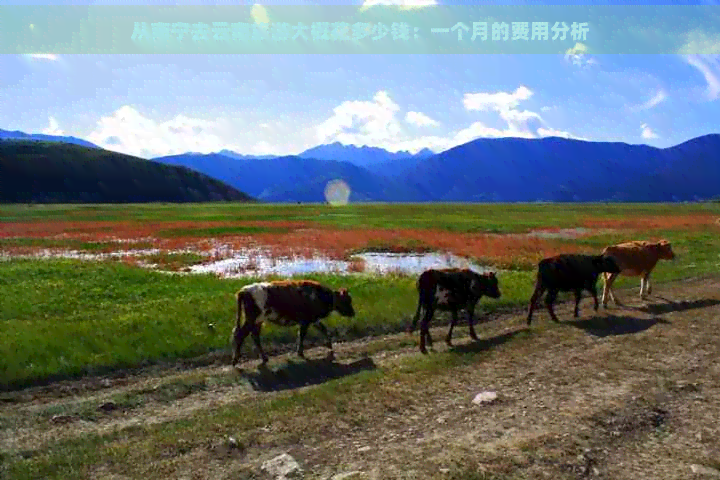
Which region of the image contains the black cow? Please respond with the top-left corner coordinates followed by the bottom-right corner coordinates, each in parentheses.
top-left (407, 268), bottom-right (502, 354)
top-left (526, 253), bottom-right (621, 325)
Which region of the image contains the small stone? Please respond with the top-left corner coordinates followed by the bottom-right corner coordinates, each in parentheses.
top-left (227, 436), bottom-right (238, 449)
top-left (357, 446), bottom-right (371, 453)
top-left (261, 453), bottom-right (303, 479)
top-left (472, 391), bottom-right (498, 405)
top-left (50, 414), bottom-right (75, 424)
top-left (439, 468), bottom-right (450, 474)
top-left (332, 472), bottom-right (365, 480)
top-left (100, 379), bottom-right (112, 388)
top-left (690, 464), bottom-right (720, 477)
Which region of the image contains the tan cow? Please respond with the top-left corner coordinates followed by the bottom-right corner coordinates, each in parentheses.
top-left (600, 239), bottom-right (676, 307)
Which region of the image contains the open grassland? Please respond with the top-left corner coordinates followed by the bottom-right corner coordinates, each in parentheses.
top-left (1, 202), bottom-right (720, 479)
top-left (1, 202), bottom-right (720, 390)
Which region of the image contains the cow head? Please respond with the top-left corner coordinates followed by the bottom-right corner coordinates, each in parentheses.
top-left (474, 271), bottom-right (501, 299)
top-left (333, 288), bottom-right (355, 317)
top-left (654, 239), bottom-right (675, 260)
top-left (593, 254), bottom-right (621, 274)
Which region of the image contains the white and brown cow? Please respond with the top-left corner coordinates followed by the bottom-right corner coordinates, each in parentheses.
top-left (601, 239), bottom-right (676, 307)
top-left (407, 268), bottom-right (502, 354)
top-left (231, 280), bottom-right (355, 366)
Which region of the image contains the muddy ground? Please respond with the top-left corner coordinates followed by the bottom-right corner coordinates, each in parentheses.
top-left (2, 275), bottom-right (720, 479)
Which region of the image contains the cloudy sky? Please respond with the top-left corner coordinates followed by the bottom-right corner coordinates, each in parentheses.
top-left (1, 0), bottom-right (719, 159)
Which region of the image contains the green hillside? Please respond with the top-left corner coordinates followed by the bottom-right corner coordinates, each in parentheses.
top-left (0, 141), bottom-right (255, 203)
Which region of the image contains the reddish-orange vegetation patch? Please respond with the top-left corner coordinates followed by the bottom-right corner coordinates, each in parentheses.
top-left (579, 214), bottom-right (718, 231)
top-left (210, 228), bottom-right (593, 269)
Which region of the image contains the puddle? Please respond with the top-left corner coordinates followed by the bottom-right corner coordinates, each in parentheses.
top-left (188, 250), bottom-right (491, 278)
top-left (1, 244), bottom-right (495, 278)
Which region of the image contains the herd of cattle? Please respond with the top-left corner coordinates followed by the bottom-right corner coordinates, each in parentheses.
top-left (230, 239), bottom-right (676, 366)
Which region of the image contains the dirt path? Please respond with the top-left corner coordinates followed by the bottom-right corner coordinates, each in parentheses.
top-left (2, 275), bottom-right (720, 479)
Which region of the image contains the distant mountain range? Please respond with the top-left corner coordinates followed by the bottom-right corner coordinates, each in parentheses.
top-left (0, 128), bottom-right (99, 149)
top-left (2, 126), bottom-right (720, 203)
top-left (152, 134), bottom-right (720, 203)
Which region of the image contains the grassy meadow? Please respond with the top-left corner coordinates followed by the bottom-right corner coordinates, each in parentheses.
top-left (1, 202), bottom-right (720, 390)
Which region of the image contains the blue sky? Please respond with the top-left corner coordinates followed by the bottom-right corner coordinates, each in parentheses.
top-left (1, 0), bottom-right (719, 158)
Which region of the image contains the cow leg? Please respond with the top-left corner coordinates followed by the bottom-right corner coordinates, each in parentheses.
top-left (601, 272), bottom-right (610, 308)
top-left (545, 289), bottom-right (560, 323)
top-left (314, 321), bottom-right (334, 352)
top-left (640, 273), bottom-right (652, 299)
top-left (573, 289), bottom-right (582, 318)
top-left (467, 303), bottom-right (479, 341)
top-left (408, 297), bottom-right (424, 334)
top-left (604, 273), bottom-right (621, 306)
top-left (527, 283), bottom-right (546, 326)
top-left (589, 284), bottom-right (599, 312)
top-left (446, 309), bottom-right (459, 347)
top-left (250, 324), bottom-right (269, 365)
top-left (419, 307), bottom-right (434, 354)
top-left (296, 322), bottom-right (310, 358)
top-left (231, 322), bottom-right (253, 366)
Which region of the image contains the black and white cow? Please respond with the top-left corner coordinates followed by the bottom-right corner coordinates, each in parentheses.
top-left (231, 280), bottom-right (355, 366)
top-left (526, 253), bottom-right (621, 325)
top-left (407, 268), bottom-right (502, 354)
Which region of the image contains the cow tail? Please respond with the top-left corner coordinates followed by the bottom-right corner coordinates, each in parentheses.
top-left (235, 290), bottom-right (245, 330)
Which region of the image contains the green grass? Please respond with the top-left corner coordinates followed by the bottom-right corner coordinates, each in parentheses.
top-left (0, 258), bottom-right (530, 390)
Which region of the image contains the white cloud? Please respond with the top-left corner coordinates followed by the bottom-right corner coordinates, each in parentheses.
top-left (463, 85), bottom-right (533, 112)
top-left (86, 106), bottom-right (238, 158)
top-left (250, 4), bottom-right (270, 26)
top-left (313, 87), bottom-right (585, 155)
top-left (564, 42), bottom-right (597, 68)
top-left (42, 117), bottom-right (63, 136)
top-left (537, 127), bottom-right (587, 140)
top-left (640, 123), bottom-right (659, 139)
top-left (360, 0), bottom-right (436, 10)
top-left (405, 111), bottom-right (439, 127)
top-left (26, 53), bottom-right (59, 61)
top-left (630, 88), bottom-right (668, 111)
top-left (80, 89), bottom-right (585, 159)
top-left (28, 53), bottom-right (60, 62)
top-left (677, 30), bottom-right (720, 55)
top-left (684, 54), bottom-right (720, 100)
top-left (316, 90), bottom-right (403, 146)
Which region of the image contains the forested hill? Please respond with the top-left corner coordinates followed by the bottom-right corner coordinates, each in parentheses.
top-left (0, 141), bottom-right (254, 203)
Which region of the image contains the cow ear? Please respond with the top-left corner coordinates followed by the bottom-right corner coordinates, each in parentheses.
top-left (338, 288), bottom-right (348, 296)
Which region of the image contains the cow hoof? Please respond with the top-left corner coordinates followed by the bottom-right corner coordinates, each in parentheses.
top-left (470, 335), bottom-right (479, 342)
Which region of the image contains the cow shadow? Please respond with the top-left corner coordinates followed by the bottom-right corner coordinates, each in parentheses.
top-left (567, 315), bottom-right (670, 338)
top-left (239, 355), bottom-right (377, 392)
top-left (448, 329), bottom-right (526, 355)
top-left (633, 298), bottom-right (720, 315)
